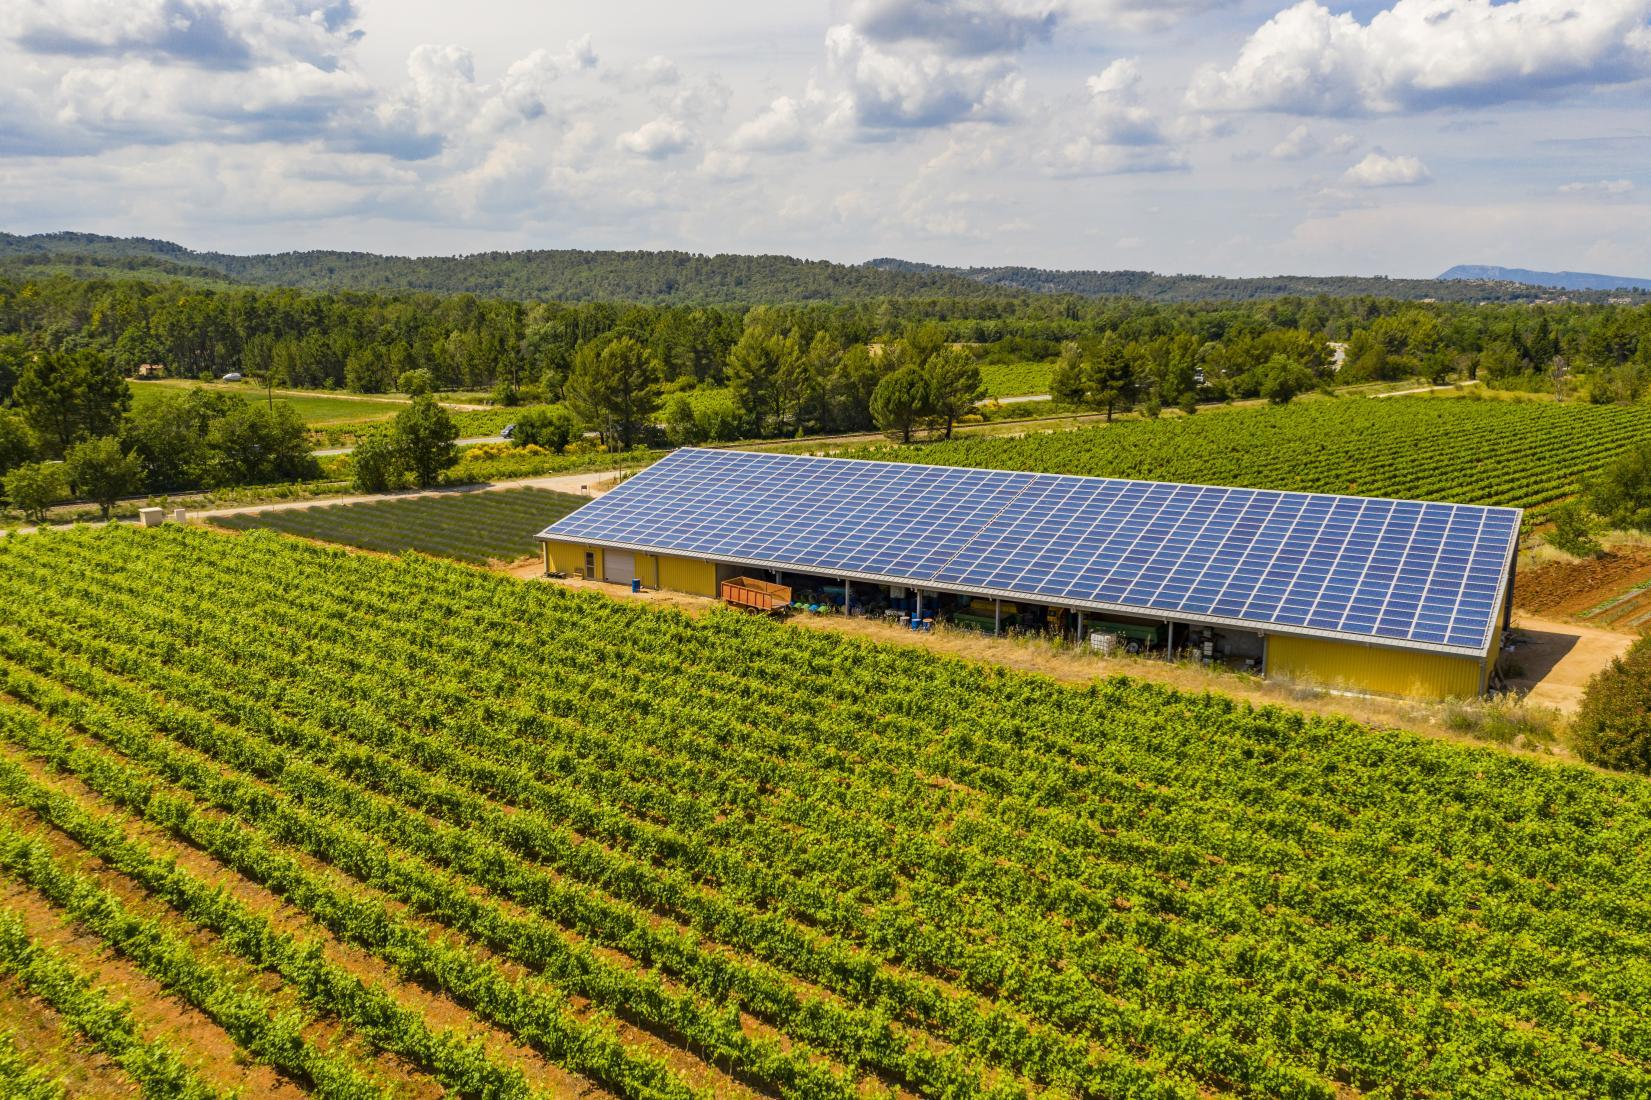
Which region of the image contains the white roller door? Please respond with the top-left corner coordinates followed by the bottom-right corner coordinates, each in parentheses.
top-left (603, 549), bottom-right (635, 584)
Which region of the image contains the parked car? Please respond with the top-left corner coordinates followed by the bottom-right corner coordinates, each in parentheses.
top-left (500, 423), bottom-right (516, 440)
top-left (220, 372), bottom-right (243, 382)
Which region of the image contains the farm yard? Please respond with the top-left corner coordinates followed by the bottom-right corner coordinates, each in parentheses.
top-left (842, 396), bottom-right (1651, 519)
top-left (210, 487), bottom-right (584, 563)
top-left (0, 524), bottom-right (1649, 1098)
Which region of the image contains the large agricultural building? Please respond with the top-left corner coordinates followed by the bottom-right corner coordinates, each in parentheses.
top-left (538, 448), bottom-right (1521, 701)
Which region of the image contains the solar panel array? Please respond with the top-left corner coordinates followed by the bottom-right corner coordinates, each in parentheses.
top-left (540, 448), bottom-right (1520, 654)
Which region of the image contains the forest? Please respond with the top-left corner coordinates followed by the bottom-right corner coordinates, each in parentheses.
top-left (2, 266), bottom-right (1650, 510)
top-left (7, 232), bottom-right (1640, 306)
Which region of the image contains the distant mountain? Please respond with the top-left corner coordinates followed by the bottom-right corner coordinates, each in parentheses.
top-left (1438, 264), bottom-right (1651, 293)
top-left (869, 258), bottom-right (1614, 303)
top-left (0, 232), bottom-right (1009, 305)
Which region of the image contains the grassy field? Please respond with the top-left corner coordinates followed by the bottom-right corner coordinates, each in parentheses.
top-left (841, 395), bottom-right (1651, 518)
top-left (130, 380), bottom-right (408, 425)
top-left (210, 486), bottom-right (583, 562)
top-left (0, 523), bottom-right (1647, 1097)
top-left (980, 360), bottom-right (1054, 397)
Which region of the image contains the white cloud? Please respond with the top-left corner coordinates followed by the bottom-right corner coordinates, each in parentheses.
top-left (1043, 59), bottom-right (1187, 176)
top-left (617, 115), bottom-right (694, 159)
top-left (1069, 0), bottom-right (1240, 32)
top-left (1189, 0), bottom-right (1651, 116)
top-left (730, 95), bottom-right (814, 152)
top-left (825, 23), bottom-right (1027, 130)
top-left (1343, 151), bottom-right (1431, 187)
top-left (2, 0), bottom-right (362, 70)
top-left (844, 0), bottom-right (1060, 57)
top-left (1559, 178), bottom-right (1634, 195)
top-left (1270, 124), bottom-right (1356, 160)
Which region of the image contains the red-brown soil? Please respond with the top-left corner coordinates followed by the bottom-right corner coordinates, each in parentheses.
top-left (1514, 548), bottom-right (1651, 619)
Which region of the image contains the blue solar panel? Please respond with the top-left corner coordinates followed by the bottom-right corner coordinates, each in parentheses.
top-left (540, 449), bottom-right (1521, 655)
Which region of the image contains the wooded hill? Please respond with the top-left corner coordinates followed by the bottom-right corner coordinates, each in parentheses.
top-left (5, 231), bottom-right (1642, 306)
top-left (868, 258), bottom-right (1649, 304)
top-left (0, 232), bottom-right (1005, 305)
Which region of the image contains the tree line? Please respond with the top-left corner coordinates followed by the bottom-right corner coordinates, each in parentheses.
top-left (5, 270), bottom-right (1651, 515)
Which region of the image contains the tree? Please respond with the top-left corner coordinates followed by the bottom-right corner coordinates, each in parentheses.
top-left (351, 429), bottom-right (403, 493)
top-left (398, 368), bottom-right (434, 397)
top-left (120, 387), bottom-right (242, 491)
top-left (1572, 636), bottom-right (1651, 776)
top-left (870, 367), bottom-right (931, 444)
top-left (11, 348), bottom-right (132, 456)
top-left (1587, 443), bottom-right (1651, 533)
top-left (392, 396), bottom-right (458, 488)
top-left (924, 347), bottom-right (984, 440)
top-left (0, 410), bottom-right (36, 477)
top-left (1258, 355), bottom-right (1316, 405)
top-left (2, 462), bottom-right (68, 522)
top-left (1545, 503), bottom-right (1603, 558)
top-left (205, 404), bottom-right (319, 487)
top-left (565, 337), bottom-right (661, 451)
top-left (63, 437), bottom-right (144, 520)
top-left (723, 324), bottom-right (785, 435)
top-left (512, 404), bottom-right (580, 453)
top-left (1053, 336), bottom-right (1136, 421)
top-left (824, 344), bottom-right (884, 432)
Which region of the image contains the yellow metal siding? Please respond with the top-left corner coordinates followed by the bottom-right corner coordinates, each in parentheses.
top-left (1266, 634), bottom-right (1483, 701)
top-left (541, 542), bottom-right (716, 596)
top-left (657, 554), bottom-right (718, 597)
top-left (543, 540), bottom-right (600, 579)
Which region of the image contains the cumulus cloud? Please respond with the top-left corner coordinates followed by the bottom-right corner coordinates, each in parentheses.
top-left (1043, 59), bottom-right (1187, 176)
top-left (825, 22), bottom-right (1027, 130)
top-left (617, 116), bottom-right (694, 159)
top-left (844, 0), bottom-right (1060, 56)
top-left (1189, 0), bottom-right (1651, 116)
top-left (1270, 124), bottom-right (1356, 161)
top-left (730, 95), bottom-right (814, 153)
top-left (1343, 151), bottom-right (1431, 187)
top-left (4, 0), bottom-right (362, 71)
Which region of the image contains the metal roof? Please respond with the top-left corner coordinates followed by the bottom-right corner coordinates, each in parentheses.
top-left (539, 448), bottom-right (1521, 658)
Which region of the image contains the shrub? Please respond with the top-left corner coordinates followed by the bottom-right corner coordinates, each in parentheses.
top-left (397, 368), bottom-right (434, 397)
top-left (1545, 502), bottom-right (1603, 558)
top-left (511, 404), bottom-right (580, 453)
top-left (2, 461), bottom-right (68, 522)
top-left (351, 429), bottom-right (403, 493)
top-left (1572, 636), bottom-right (1651, 775)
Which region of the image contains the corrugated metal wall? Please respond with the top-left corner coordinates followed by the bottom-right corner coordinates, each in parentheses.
top-left (541, 542), bottom-right (718, 598)
top-left (1266, 634), bottom-right (1483, 701)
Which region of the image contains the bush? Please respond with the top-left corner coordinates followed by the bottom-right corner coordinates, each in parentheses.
top-left (397, 368), bottom-right (434, 397)
top-left (2, 462), bottom-right (68, 522)
top-left (351, 429), bottom-right (403, 493)
top-left (511, 404), bottom-right (580, 453)
top-left (1545, 502), bottom-right (1603, 558)
top-left (1587, 442), bottom-right (1651, 533)
top-left (1572, 636), bottom-right (1651, 774)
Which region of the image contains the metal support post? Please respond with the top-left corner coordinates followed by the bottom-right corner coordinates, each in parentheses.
top-left (994, 599), bottom-right (1001, 636)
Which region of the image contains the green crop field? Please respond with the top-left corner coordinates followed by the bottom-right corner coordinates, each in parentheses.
top-left (1, 524), bottom-right (1649, 1098)
top-left (130, 380), bottom-right (409, 426)
top-left (210, 486), bottom-right (583, 562)
top-left (843, 395), bottom-right (1651, 517)
top-left (980, 361), bottom-right (1054, 398)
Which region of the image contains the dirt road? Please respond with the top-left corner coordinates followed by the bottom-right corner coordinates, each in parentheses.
top-left (1504, 614), bottom-right (1634, 713)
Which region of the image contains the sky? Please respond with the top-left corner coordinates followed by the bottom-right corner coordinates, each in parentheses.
top-left (2, 0), bottom-right (1650, 278)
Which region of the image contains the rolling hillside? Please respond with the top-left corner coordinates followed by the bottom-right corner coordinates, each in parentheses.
top-left (0, 232), bottom-right (1008, 305)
